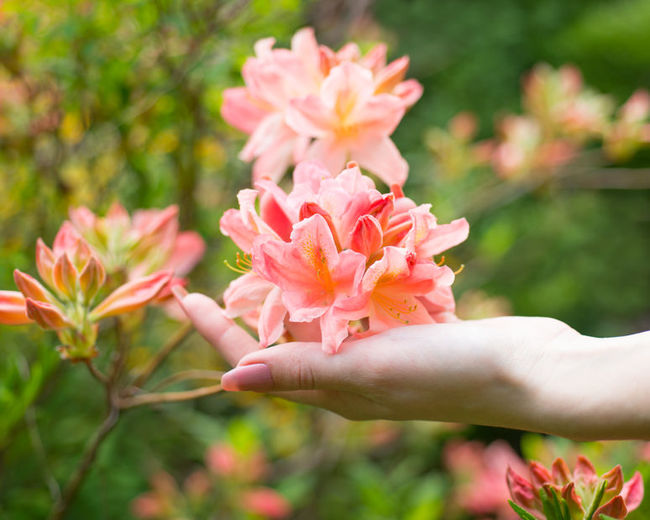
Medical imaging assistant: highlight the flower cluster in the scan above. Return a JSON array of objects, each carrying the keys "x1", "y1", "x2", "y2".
[
  {"x1": 0, "y1": 203, "x2": 204, "y2": 359},
  {"x1": 68, "y1": 202, "x2": 205, "y2": 306},
  {"x1": 131, "y1": 442, "x2": 291, "y2": 520},
  {"x1": 0, "y1": 223, "x2": 172, "y2": 360},
  {"x1": 507, "y1": 455, "x2": 644, "y2": 520},
  {"x1": 428, "y1": 64, "x2": 650, "y2": 180},
  {"x1": 221, "y1": 27, "x2": 422, "y2": 185},
  {"x1": 221, "y1": 160, "x2": 468, "y2": 353}
]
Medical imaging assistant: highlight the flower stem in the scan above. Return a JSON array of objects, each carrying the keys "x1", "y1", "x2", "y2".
[{"x1": 119, "y1": 384, "x2": 223, "y2": 409}]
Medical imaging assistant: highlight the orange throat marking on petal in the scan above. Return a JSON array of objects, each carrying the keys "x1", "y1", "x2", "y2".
[{"x1": 372, "y1": 291, "x2": 418, "y2": 325}]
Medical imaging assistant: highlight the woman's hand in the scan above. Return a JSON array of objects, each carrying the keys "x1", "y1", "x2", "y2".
[{"x1": 174, "y1": 289, "x2": 650, "y2": 441}]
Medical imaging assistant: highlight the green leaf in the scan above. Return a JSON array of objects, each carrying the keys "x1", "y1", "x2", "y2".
[
  {"x1": 508, "y1": 501, "x2": 539, "y2": 520},
  {"x1": 585, "y1": 480, "x2": 607, "y2": 520}
]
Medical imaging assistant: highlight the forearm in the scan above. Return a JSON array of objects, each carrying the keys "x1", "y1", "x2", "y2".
[{"x1": 517, "y1": 328, "x2": 650, "y2": 440}]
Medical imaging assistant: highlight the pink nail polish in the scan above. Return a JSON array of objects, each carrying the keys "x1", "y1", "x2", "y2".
[{"x1": 221, "y1": 363, "x2": 273, "y2": 392}]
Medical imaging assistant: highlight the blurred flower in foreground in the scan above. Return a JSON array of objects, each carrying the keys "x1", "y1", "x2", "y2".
[
  {"x1": 507, "y1": 455, "x2": 644, "y2": 519},
  {"x1": 132, "y1": 441, "x2": 290, "y2": 519},
  {"x1": 445, "y1": 440, "x2": 526, "y2": 519},
  {"x1": 221, "y1": 27, "x2": 421, "y2": 184},
  {"x1": 69, "y1": 203, "x2": 205, "y2": 317},
  {"x1": 0, "y1": 223, "x2": 171, "y2": 359},
  {"x1": 219, "y1": 160, "x2": 468, "y2": 353}
]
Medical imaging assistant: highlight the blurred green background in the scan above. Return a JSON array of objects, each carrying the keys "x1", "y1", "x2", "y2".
[{"x1": 1, "y1": 0, "x2": 648, "y2": 518}]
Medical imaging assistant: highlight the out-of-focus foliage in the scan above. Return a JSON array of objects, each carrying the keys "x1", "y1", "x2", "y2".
[{"x1": 1, "y1": 0, "x2": 648, "y2": 519}]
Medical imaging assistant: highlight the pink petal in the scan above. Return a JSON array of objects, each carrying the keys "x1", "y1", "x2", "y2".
[
  {"x1": 506, "y1": 466, "x2": 538, "y2": 509},
  {"x1": 257, "y1": 182, "x2": 294, "y2": 241},
  {"x1": 374, "y1": 56, "x2": 409, "y2": 94},
  {"x1": 551, "y1": 458, "x2": 572, "y2": 485},
  {"x1": 258, "y1": 286, "x2": 287, "y2": 347},
  {"x1": 319, "y1": 307, "x2": 350, "y2": 354},
  {"x1": 239, "y1": 113, "x2": 287, "y2": 161},
  {"x1": 90, "y1": 271, "x2": 172, "y2": 320},
  {"x1": 593, "y1": 496, "x2": 627, "y2": 519},
  {"x1": 68, "y1": 206, "x2": 97, "y2": 231},
  {"x1": 320, "y1": 62, "x2": 374, "y2": 113},
  {"x1": 0, "y1": 290, "x2": 32, "y2": 325},
  {"x1": 35, "y1": 239, "x2": 56, "y2": 288},
  {"x1": 574, "y1": 455, "x2": 598, "y2": 485},
  {"x1": 601, "y1": 465, "x2": 624, "y2": 497},
  {"x1": 621, "y1": 471, "x2": 644, "y2": 511},
  {"x1": 349, "y1": 215, "x2": 383, "y2": 257},
  {"x1": 354, "y1": 93, "x2": 405, "y2": 137},
  {"x1": 223, "y1": 272, "x2": 274, "y2": 318},
  {"x1": 241, "y1": 487, "x2": 291, "y2": 519},
  {"x1": 286, "y1": 95, "x2": 333, "y2": 137},
  {"x1": 304, "y1": 138, "x2": 348, "y2": 176},
  {"x1": 359, "y1": 43, "x2": 387, "y2": 73},
  {"x1": 528, "y1": 461, "x2": 553, "y2": 488},
  {"x1": 251, "y1": 129, "x2": 299, "y2": 183},
  {"x1": 163, "y1": 231, "x2": 205, "y2": 277},
  {"x1": 52, "y1": 221, "x2": 83, "y2": 257},
  {"x1": 221, "y1": 87, "x2": 270, "y2": 134},
  {"x1": 353, "y1": 136, "x2": 408, "y2": 186},
  {"x1": 393, "y1": 79, "x2": 424, "y2": 108}
]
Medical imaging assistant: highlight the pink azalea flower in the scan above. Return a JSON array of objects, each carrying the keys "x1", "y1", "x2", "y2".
[
  {"x1": 0, "y1": 221, "x2": 173, "y2": 360},
  {"x1": 507, "y1": 455, "x2": 644, "y2": 519},
  {"x1": 219, "y1": 160, "x2": 469, "y2": 353},
  {"x1": 241, "y1": 487, "x2": 292, "y2": 519},
  {"x1": 253, "y1": 214, "x2": 367, "y2": 353},
  {"x1": 221, "y1": 28, "x2": 421, "y2": 183},
  {"x1": 286, "y1": 61, "x2": 408, "y2": 185},
  {"x1": 445, "y1": 440, "x2": 526, "y2": 520}
]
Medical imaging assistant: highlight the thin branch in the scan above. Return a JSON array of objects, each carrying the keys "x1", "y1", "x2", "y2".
[
  {"x1": 17, "y1": 355, "x2": 61, "y2": 503},
  {"x1": 149, "y1": 369, "x2": 223, "y2": 392},
  {"x1": 48, "y1": 401, "x2": 120, "y2": 520},
  {"x1": 119, "y1": 384, "x2": 223, "y2": 409},
  {"x1": 84, "y1": 360, "x2": 108, "y2": 385},
  {"x1": 130, "y1": 322, "x2": 193, "y2": 389}
]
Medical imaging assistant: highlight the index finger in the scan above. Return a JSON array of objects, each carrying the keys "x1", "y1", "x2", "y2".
[{"x1": 174, "y1": 289, "x2": 258, "y2": 366}]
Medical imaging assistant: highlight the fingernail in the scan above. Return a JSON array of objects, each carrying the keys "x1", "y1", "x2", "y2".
[
  {"x1": 171, "y1": 285, "x2": 188, "y2": 301},
  {"x1": 221, "y1": 363, "x2": 273, "y2": 392}
]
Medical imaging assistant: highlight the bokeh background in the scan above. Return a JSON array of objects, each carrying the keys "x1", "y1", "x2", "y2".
[{"x1": 1, "y1": 0, "x2": 648, "y2": 518}]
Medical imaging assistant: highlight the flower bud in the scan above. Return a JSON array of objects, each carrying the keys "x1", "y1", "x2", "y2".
[
  {"x1": 350, "y1": 215, "x2": 383, "y2": 257},
  {"x1": 36, "y1": 238, "x2": 56, "y2": 287},
  {"x1": 13, "y1": 269, "x2": 55, "y2": 303},
  {"x1": 25, "y1": 298, "x2": 72, "y2": 330},
  {"x1": 89, "y1": 270, "x2": 172, "y2": 321},
  {"x1": 52, "y1": 253, "x2": 79, "y2": 299},
  {"x1": 79, "y1": 256, "x2": 106, "y2": 304},
  {"x1": 0, "y1": 291, "x2": 32, "y2": 325}
]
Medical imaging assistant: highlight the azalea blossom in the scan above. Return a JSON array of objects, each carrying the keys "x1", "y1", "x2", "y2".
[
  {"x1": 68, "y1": 202, "x2": 205, "y2": 318},
  {"x1": 219, "y1": 160, "x2": 468, "y2": 353},
  {"x1": 221, "y1": 27, "x2": 422, "y2": 184},
  {"x1": 507, "y1": 455, "x2": 644, "y2": 520},
  {"x1": 604, "y1": 89, "x2": 650, "y2": 161},
  {"x1": 0, "y1": 222, "x2": 172, "y2": 360}
]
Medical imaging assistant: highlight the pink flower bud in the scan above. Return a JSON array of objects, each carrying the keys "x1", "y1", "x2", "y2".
[
  {"x1": 241, "y1": 488, "x2": 291, "y2": 519},
  {"x1": 0, "y1": 290, "x2": 32, "y2": 325},
  {"x1": 52, "y1": 253, "x2": 79, "y2": 299},
  {"x1": 89, "y1": 270, "x2": 172, "y2": 320},
  {"x1": 79, "y1": 256, "x2": 106, "y2": 304},
  {"x1": 350, "y1": 215, "x2": 383, "y2": 257},
  {"x1": 25, "y1": 298, "x2": 72, "y2": 330},
  {"x1": 53, "y1": 221, "x2": 83, "y2": 257},
  {"x1": 36, "y1": 238, "x2": 56, "y2": 287},
  {"x1": 13, "y1": 269, "x2": 54, "y2": 303}
]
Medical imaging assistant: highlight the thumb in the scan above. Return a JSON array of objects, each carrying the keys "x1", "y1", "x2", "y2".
[{"x1": 220, "y1": 341, "x2": 365, "y2": 393}]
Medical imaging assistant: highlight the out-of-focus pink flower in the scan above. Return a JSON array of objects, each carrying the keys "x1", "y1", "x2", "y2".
[
  {"x1": 445, "y1": 440, "x2": 526, "y2": 519},
  {"x1": 523, "y1": 64, "x2": 612, "y2": 140},
  {"x1": 221, "y1": 27, "x2": 421, "y2": 183},
  {"x1": 507, "y1": 455, "x2": 644, "y2": 519},
  {"x1": 605, "y1": 89, "x2": 650, "y2": 161},
  {"x1": 491, "y1": 115, "x2": 575, "y2": 179},
  {"x1": 287, "y1": 62, "x2": 408, "y2": 185},
  {"x1": 0, "y1": 290, "x2": 32, "y2": 325},
  {"x1": 69, "y1": 202, "x2": 205, "y2": 318},
  {"x1": 205, "y1": 442, "x2": 268, "y2": 483},
  {"x1": 219, "y1": 160, "x2": 469, "y2": 353},
  {"x1": 241, "y1": 487, "x2": 292, "y2": 519},
  {"x1": 131, "y1": 471, "x2": 180, "y2": 519}
]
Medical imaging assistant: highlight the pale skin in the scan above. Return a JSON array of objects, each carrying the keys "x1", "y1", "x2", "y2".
[{"x1": 173, "y1": 289, "x2": 650, "y2": 441}]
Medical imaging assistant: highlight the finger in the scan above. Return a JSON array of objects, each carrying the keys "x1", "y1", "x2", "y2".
[
  {"x1": 220, "y1": 340, "x2": 369, "y2": 393},
  {"x1": 174, "y1": 289, "x2": 258, "y2": 366}
]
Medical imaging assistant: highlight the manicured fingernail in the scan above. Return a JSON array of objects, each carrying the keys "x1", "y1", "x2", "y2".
[
  {"x1": 171, "y1": 285, "x2": 189, "y2": 301},
  {"x1": 221, "y1": 363, "x2": 273, "y2": 392}
]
